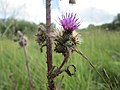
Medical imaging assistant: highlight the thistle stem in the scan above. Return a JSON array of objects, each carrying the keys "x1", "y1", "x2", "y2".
[
  {"x1": 73, "y1": 48, "x2": 111, "y2": 90},
  {"x1": 23, "y1": 46, "x2": 34, "y2": 90},
  {"x1": 46, "y1": 0, "x2": 56, "y2": 89}
]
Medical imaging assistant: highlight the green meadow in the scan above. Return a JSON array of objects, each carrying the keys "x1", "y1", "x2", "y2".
[{"x1": 0, "y1": 29, "x2": 120, "y2": 90}]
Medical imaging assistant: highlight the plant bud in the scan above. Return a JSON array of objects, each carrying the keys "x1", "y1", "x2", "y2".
[{"x1": 69, "y1": 0, "x2": 76, "y2": 4}]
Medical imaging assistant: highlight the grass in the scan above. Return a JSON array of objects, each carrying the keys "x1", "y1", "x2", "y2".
[{"x1": 0, "y1": 29, "x2": 120, "y2": 90}]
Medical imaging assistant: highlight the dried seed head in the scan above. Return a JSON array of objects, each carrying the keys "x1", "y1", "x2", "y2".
[
  {"x1": 17, "y1": 31, "x2": 23, "y2": 37},
  {"x1": 36, "y1": 25, "x2": 46, "y2": 45},
  {"x1": 35, "y1": 25, "x2": 47, "y2": 52},
  {"x1": 54, "y1": 30, "x2": 79, "y2": 55},
  {"x1": 38, "y1": 25, "x2": 46, "y2": 31},
  {"x1": 17, "y1": 31, "x2": 27, "y2": 47}
]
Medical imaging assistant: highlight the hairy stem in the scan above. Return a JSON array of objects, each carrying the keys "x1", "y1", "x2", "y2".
[
  {"x1": 103, "y1": 68, "x2": 113, "y2": 90},
  {"x1": 23, "y1": 46, "x2": 34, "y2": 90},
  {"x1": 46, "y1": 0, "x2": 56, "y2": 89}
]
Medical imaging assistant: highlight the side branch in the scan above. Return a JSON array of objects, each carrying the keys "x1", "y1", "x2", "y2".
[
  {"x1": 73, "y1": 48, "x2": 111, "y2": 90},
  {"x1": 50, "y1": 55, "x2": 69, "y2": 79},
  {"x1": 58, "y1": 54, "x2": 69, "y2": 71}
]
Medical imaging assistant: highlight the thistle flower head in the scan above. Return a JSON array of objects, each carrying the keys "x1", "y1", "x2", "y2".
[{"x1": 58, "y1": 12, "x2": 81, "y2": 32}]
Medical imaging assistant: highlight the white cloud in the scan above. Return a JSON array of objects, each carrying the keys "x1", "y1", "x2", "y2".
[
  {"x1": 74, "y1": 0, "x2": 120, "y2": 14},
  {"x1": 1, "y1": 0, "x2": 120, "y2": 28},
  {"x1": 5, "y1": 0, "x2": 45, "y2": 23},
  {"x1": 90, "y1": 0, "x2": 120, "y2": 14},
  {"x1": 24, "y1": 0, "x2": 46, "y2": 23}
]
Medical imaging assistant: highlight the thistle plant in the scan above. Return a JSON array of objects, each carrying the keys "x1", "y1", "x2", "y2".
[{"x1": 36, "y1": 11, "x2": 81, "y2": 89}]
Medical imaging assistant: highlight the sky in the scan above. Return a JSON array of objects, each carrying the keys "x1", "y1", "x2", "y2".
[{"x1": 0, "y1": 0, "x2": 120, "y2": 28}]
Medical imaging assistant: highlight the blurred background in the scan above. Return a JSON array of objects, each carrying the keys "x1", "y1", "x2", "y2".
[{"x1": 0, "y1": 0, "x2": 120, "y2": 90}]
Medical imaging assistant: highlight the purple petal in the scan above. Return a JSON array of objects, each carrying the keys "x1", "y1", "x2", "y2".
[{"x1": 58, "y1": 12, "x2": 81, "y2": 31}]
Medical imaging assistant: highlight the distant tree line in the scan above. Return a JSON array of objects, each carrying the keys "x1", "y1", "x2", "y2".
[
  {"x1": 0, "y1": 18, "x2": 38, "y2": 38},
  {"x1": 85, "y1": 13, "x2": 120, "y2": 31},
  {"x1": 101, "y1": 13, "x2": 120, "y2": 31},
  {"x1": 0, "y1": 18, "x2": 56, "y2": 38}
]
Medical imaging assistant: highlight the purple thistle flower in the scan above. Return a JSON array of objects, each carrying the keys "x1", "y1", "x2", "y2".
[{"x1": 58, "y1": 12, "x2": 81, "y2": 31}]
